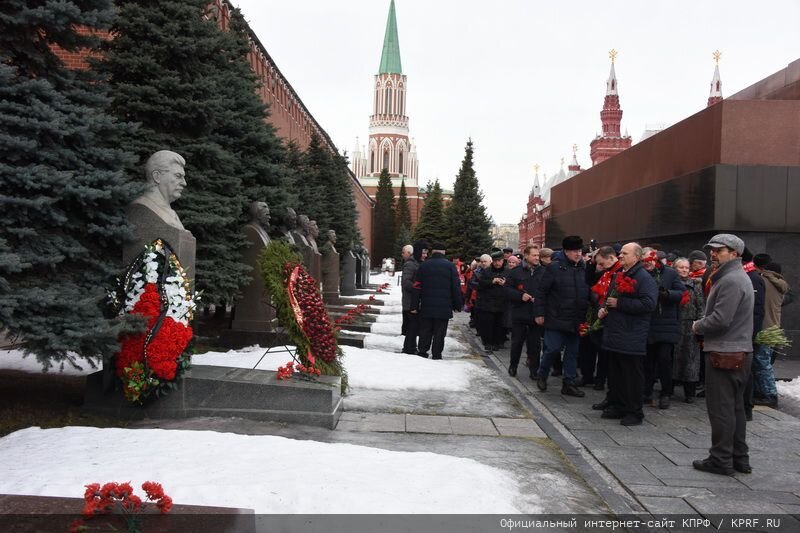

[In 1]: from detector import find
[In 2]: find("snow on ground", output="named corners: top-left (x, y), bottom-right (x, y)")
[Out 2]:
top-left (374, 313), bottom-right (403, 323)
top-left (341, 331), bottom-right (471, 358)
top-left (777, 377), bottom-right (800, 402)
top-left (193, 345), bottom-right (482, 392)
top-left (0, 349), bottom-right (96, 376)
top-left (369, 321), bottom-right (460, 338)
top-left (0, 426), bottom-right (527, 514)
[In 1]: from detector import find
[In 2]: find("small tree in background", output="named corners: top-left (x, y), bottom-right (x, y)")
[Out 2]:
top-left (372, 168), bottom-right (396, 262)
top-left (413, 179), bottom-right (449, 246)
top-left (394, 178), bottom-right (413, 263)
top-left (445, 139), bottom-right (493, 260)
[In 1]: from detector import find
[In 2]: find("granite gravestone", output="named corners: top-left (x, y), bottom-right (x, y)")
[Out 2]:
top-left (340, 245), bottom-right (357, 296)
top-left (320, 229), bottom-right (340, 304)
top-left (231, 201), bottom-right (275, 333)
top-left (124, 150), bottom-right (196, 279)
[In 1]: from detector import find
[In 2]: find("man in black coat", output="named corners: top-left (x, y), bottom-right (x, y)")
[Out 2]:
top-left (401, 239), bottom-right (428, 354)
top-left (598, 243), bottom-right (658, 426)
top-left (505, 245), bottom-right (544, 378)
top-left (533, 235), bottom-right (590, 397)
top-left (476, 250), bottom-right (508, 352)
top-left (642, 249), bottom-right (686, 409)
top-left (412, 242), bottom-right (463, 360)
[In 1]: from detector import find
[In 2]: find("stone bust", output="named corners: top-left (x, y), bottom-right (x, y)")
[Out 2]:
top-left (246, 201), bottom-right (271, 246)
top-left (131, 150), bottom-right (187, 229)
top-left (321, 229), bottom-right (337, 255)
top-left (293, 214), bottom-right (310, 246)
top-left (282, 207), bottom-right (298, 244)
top-left (307, 220), bottom-right (320, 253)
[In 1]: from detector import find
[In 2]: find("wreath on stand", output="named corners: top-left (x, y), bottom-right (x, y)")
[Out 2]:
top-left (259, 241), bottom-right (347, 392)
top-left (109, 239), bottom-right (198, 404)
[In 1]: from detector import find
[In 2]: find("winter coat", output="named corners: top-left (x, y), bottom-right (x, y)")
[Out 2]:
top-left (747, 269), bottom-right (765, 339)
top-left (475, 265), bottom-right (508, 313)
top-left (601, 262), bottom-right (658, 356)
top-left (401, 258), bottom-right (418, 312)
top-left (412, 253), bottom-right (463, 320)
top-left (761, 270), bottom-right (790, 329)
top-left (693, 258), bottom-right (755, 353)
top-left (504, 261), bottom-right (545, 323)
top-left (647, 264), bottom-right (685, 344)
top-left (533, 255), bottom-right (590, 334)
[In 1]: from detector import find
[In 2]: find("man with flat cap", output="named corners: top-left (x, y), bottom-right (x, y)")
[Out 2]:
top-left (533, 235), bottom-right (590, 397)
top-left (412, 242), bottom-right (463, 360)
top-left (692, 233), bottom-right (754, 476)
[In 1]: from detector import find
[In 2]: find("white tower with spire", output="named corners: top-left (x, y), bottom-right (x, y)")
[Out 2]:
top-left (707, 50), bottom-right (723, 107)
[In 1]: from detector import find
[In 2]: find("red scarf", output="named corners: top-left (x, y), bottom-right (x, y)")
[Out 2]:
top-left (591, 261), bottom-right (623, 307)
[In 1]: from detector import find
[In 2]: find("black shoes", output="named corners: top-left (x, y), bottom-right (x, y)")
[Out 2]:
top-left (620, 414), bottom-right (643, 426)
top-left (416, 352), bottom-right (428, 358)
top-left (508, 365), bottom-right (517, 377)
top-left (593, 382), bottom-right (605, 391)
top-left (745, 409), bottom-right (753, 422)
top-left (733, 461), bottom-right (753, 474)
top-left (685, 395), bottom-right (695, 404)
top-left (693, 458), bottom-right (734, 476)
top-left (659, 396), bottom-right (671, 410)
top-left (601, 408), bottom-right (623, 419)
top-left (536, 377), bottom-right (547, 391)
top-left (561, 383), bottom-right (585, 397)
top-left (592, 399), bottom-right (610, 411)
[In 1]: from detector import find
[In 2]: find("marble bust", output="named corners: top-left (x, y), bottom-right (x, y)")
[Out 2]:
top-left (245, 201), bottom-right (271, 246)
top-left (130, 150), bottom-right (187, 230)
top-left (282, 207), bottom-right (298, 244)
top-left (320, 229), bottom-right (337, 255)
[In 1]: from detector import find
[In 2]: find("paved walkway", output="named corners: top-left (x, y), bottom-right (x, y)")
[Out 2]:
top-left (469, 324), bottom-right (800, 519)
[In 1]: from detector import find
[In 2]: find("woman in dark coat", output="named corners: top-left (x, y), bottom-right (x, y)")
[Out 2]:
top-left (672, 257), bottom-right (705, 402)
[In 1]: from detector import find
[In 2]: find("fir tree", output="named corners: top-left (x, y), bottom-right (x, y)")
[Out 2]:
top-left (372, 168), bottom-right (396, 262)
top-left (0, 0), bottom-right (139, 366)
top-left (445, 139), bottom-right (493, 259)
top-left (98, 0), bottom-right (291, 304)
top-left (395, 177), bottom-right (412, 232)
top-left (325, 153), bottom-right (359, 255)
top-left (413, 180), bottom-right (449, 246)
top-left (295, 132), bottom-right (334, 235)
top-left (394, 225), bottom-right (413, 264)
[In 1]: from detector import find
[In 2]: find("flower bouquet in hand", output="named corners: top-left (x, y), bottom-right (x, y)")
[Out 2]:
top-left (590, 273), bottom-right (637, 330)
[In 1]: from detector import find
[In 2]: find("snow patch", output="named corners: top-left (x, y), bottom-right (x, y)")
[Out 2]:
top-left (0, 349), bottom-right (96, 376)
top-left (777, 377), bottom-right (800, 402)
top-left (0, 426), bottom-right (526, 513)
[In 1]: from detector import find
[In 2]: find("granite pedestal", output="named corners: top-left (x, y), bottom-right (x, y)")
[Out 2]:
top-left (84, 366), bottom-right (343, 429)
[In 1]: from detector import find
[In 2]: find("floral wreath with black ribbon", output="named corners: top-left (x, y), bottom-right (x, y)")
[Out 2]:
top-left (109, 239), bottom-right (198, 404)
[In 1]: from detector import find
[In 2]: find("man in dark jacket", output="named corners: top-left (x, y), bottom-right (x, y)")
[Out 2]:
top-left (598, 242), bottom-right (658, 426)
top-left (642, 249), bottom-right (686, 409)
top-left (505, 245), bottom-right (544, 378)
top-left (401, 240), bottom-right (427, 354)
top-left (533, 236), bottom-right (590, 397)
top-left (476, 251), bottom-right (508, 352)
top-left (413, 242), bottom-right (463, 360)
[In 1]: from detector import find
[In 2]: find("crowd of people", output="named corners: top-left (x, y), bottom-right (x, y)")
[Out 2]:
top-left (399, 233), bottom-right (792, 476)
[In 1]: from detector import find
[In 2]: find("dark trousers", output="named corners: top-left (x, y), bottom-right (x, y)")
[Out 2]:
top-left (401, 310), bottom-right (408, 335)
top-left (607, 351), bottom-right (644, 419)
top-left (478, 310), bottom-right (505, 347)
top-left (644, 342), bottom-right (675, 399)
top-left (510, 321), bottom-right (542, 372)
top-left (705, 352), bottom-right (752, 468)
top-left (578, 337), bottom-right (606, 384)
top-left (418, 317), bottom-right (449, 359)
top-left (402, 311), bottom-right (419, 354)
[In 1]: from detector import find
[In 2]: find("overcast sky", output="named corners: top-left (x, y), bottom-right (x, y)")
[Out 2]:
top-left (233, 0), bottom-right (799, 225)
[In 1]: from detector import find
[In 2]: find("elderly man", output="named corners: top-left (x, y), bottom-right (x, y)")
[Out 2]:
top-left (598, 243), bottom-right (658, 426)
top-left (476, 250), bottom-right (508, 353)
top-left (533, 236), bottom-right (590, 397)
top-left (401, 240), bottom-right (427, 354)
top-left (692, 234), bottom-right (755, 475)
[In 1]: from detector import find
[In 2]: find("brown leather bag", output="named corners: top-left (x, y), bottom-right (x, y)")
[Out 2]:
top-left (709, 351), bottom-right (746, 370)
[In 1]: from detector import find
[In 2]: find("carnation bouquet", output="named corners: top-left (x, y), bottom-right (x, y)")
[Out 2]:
top-left (110, 239), bottom-right (197, 404)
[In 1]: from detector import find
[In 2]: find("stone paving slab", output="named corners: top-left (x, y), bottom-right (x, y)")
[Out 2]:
top-left (604, 463), bottom-right (663, 485)
top-left (639, 495), bottom-right (698, 514)
top-left (686, 495), bottom-right (788, 515)
top-left (658, 476), bottom-right (747, 489)
top-left (406, 414), bottom-right (452, 434)
top-left (335, 412), bottom-right (405, 432)
top-left (448, 416), bottom-right (499, 436)
top-left (631, 485), bottom-right (712, 498)
top-left (491, 417), bottom-right (547, 438)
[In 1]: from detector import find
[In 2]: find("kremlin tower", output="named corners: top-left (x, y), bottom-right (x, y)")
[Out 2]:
top-left (351, 0), bottom-right (423, 223)
top-left (707, 50), bottom-right (723, 107)
top-left (589, 50), bottom-right (632, 166)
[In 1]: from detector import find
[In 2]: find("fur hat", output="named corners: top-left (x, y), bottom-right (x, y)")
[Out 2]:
top-left (561, 235), bottom-right (584, 251)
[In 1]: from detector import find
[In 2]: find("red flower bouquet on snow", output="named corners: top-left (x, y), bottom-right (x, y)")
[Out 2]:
top-left (111, 239), bottom-right (197, 404)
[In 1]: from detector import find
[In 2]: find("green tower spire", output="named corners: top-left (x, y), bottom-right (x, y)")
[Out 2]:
top-left (378, 0), bottom-right (402, 74)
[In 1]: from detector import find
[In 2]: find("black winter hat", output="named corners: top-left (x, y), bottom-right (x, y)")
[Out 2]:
top-left (562, 235), bottom-right (584, 251)
top-left (687, 250), bottom-right (707, 263)
top-left (753, 253), bottom-right (771, 268)
top-left (412, 239), bottom-right (429, 262)
top-left (430, 242), bottom-right (446, 252)
top-left (490, 251), bottom-right (504, 260)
